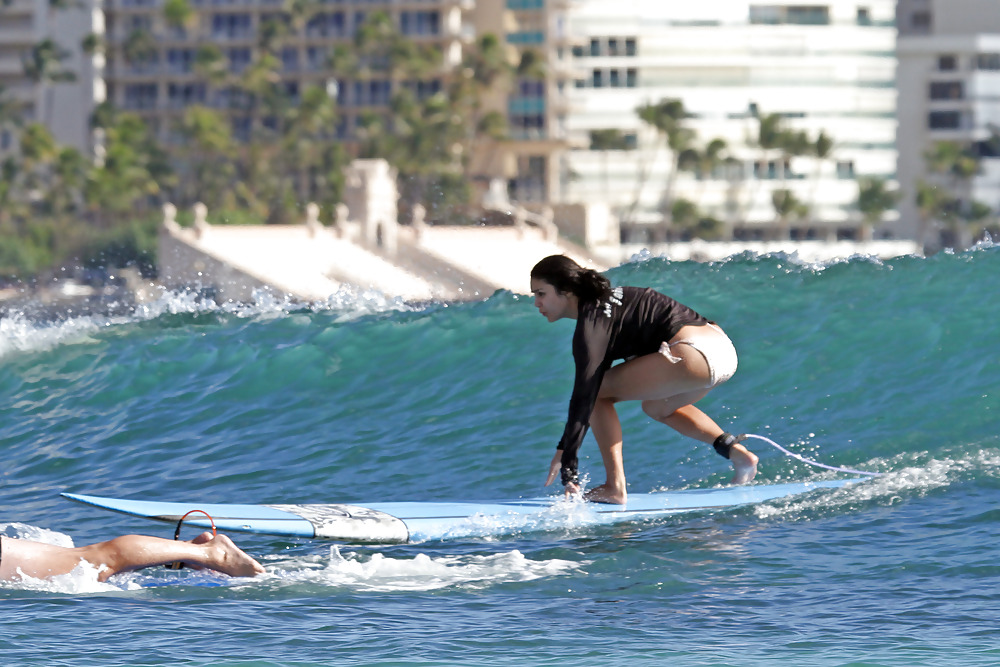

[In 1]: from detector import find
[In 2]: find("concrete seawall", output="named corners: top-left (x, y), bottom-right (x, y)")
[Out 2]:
top-left (158, 219), bottom-right (612, 303)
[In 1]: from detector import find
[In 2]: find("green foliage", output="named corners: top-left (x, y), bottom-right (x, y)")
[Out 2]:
top-left (163, 0), bottom-right (195, 30)
top-left (4, 15), bottom-right (521, 282)
top-left (857, 177), bottom-right (899, 225)
top-left (76, 216), bottom-right (159, 277)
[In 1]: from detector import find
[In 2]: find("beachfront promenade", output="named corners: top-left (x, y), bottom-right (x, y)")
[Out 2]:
top-left (150, 159), bottom-right (920, 305)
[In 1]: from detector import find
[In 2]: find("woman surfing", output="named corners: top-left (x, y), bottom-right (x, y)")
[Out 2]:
top-left (530, 255), bottom-right (758, 504)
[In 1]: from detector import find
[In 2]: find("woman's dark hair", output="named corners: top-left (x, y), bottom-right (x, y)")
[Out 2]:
top-left (530, 255), bottom-right (611, 302)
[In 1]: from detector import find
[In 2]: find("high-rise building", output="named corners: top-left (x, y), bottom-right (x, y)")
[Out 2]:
top-left (471, 0), bottom-right (575, 205)
top-left (0, 0), bottom-right (104, 157)
top-left (560, 0), bottom-right (898, 243)
top-left (897, 0), bottom-right (1000, 250)
top-left (102, 1), bottom-right (469, 141)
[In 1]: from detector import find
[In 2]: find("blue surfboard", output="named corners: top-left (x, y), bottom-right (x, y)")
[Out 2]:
top-left (62, 479), bottom-right (861, 544)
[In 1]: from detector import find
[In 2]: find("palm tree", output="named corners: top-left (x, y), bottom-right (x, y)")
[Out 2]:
top-left (633, 98), bottom-right (690, 238)
top-left (809, 130), bottom-right (834, 221)
top-left (589, 129), bottom-right (631, 198)
top-left (84, 113), bottom-right (165, 227)
top-left (81, 33), bottom-right (104, 57)
top-left (176, 106), bottom-right (235, 208)
top-left (0, 86), bottom-right (26, 153)
top-left (670, 197), bottom-right (700, 238)
top-left (857, 177), bottom-right (899, 241)
top-left (923, 140), bottom-right (980, 248)
top-left (122, 29), bottom-right (158, 69)
top-left (18, 122), bottom-right (58, 197)
top-left (163, 0), bottom-right (197, 35)
top-left (677, 137), bottom-right (728, 218)
top-left (193, 45), bottom-right (229, 87)
top-left (915, 179), bottom-right (951, 249)
top-left (451, 33), bottom-right (516, 186)
top-left (21, 39), bottom-right (76, 128)
top-left (282, 83), bottom-right (340, 203)
top-left (771, 188), bottom-right (808, 239)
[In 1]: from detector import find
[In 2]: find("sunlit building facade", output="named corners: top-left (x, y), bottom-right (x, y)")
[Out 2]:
top-left (0, 0), bottom-right (104, 157)
top-left (560, 0), bottom-right (899, 242)
top-left (896, 0), bottom-right (1000, 250)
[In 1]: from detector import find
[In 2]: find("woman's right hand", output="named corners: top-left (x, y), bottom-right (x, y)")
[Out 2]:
top-left (545, 452), bottom-right (581, 497)
top-left (544, 451), bottom-right (562, 487)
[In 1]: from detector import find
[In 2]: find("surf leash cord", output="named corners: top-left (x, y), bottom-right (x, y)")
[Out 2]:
top-left (744, 433), bottom-right (884, 477)
top-left (165, 509), bottom-right (217, 570)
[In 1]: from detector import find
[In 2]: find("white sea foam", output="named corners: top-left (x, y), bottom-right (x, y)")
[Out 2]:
top-left (268, 547), bottom-right (583, 593)
top-left (752, 447), bottom-right (1000, 519)
top-left (0, 284), bottom-right (420, 360)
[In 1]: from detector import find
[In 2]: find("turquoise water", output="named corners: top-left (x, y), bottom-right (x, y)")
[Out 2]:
top-left (1, 248), bottom-right (998, 666)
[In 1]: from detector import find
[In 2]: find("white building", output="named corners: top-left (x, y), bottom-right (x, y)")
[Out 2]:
top-left (0, 0), bottom-right (104, 157)
top-left (896, 0), bottom-right (1000, 251)
top-left (561, 0), bottom-right (898, 243)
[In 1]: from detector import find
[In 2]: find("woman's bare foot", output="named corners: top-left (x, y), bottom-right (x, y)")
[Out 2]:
top-left (584, 483), bottom-right (627, 505)
top-left (730, 444), bottom-right (759, 485)
top-left (203, 534), bottom-right (266, 577)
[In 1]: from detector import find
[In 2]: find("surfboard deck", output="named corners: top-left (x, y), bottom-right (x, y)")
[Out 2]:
top-left (62, 478), bottom-right (861, 544)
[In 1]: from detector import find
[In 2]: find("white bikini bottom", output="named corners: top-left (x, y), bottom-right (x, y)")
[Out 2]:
top-left (658, 323), bottom-right (738, 388)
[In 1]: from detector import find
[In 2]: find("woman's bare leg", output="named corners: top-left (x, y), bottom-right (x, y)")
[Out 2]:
top-left (1, 533), bottom-right (265, 582)
top-left (593, 340), bottom-right (757, 488)
top-left (586, 397), bottom-right (628, 503)
top-left (646, 401), bottom-right (758, 485)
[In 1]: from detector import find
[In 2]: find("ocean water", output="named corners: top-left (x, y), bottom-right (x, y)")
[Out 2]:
top-left (1, 247), bottom-right (998, 666)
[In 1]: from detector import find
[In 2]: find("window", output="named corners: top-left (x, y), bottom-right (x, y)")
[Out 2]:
top-left (929, 81), bottom-right (963, 100)
top-left (590, 39), bottom-right (601, 57)
top-left (352, 80), bottom-right (391, 106)
top-left (306, 12), bottom-right (346, 38)
top-left (976, 53), bottom-right (1000, 70)
top-left (786, 6), bottom-right (829, 24)
top-left (232, 116), bottom-right (251, 141)
top-left (167, 48), bottom-right (195, 73)
top-left (400, 11), bottom-right (439, 36)
top-left (749, 6), bottom-right (781, 24)
top-left (519, 80), bottom-right (545, 97)
top-left (857, 7), bottom-right (871, 25)
top-left (211, 13), bottom-right (252, 39)
top-left (750, 5), bottom-right (830, 25)
top-left (609, 69), bottom-right (620, 87)
top-left (407, 79), bottom-right (440, 100)
top-left (607, 38), bottom-right (619, 56)
top-left (227, 47), bottom-right (251, 73)
top-left (281, 47), bottom-right (299, 72)
top-left (625, 38), bottom-right (637, 56)
top-left (592, 70), bottom-right (603, 87)
top-left (911, 11), bottom-right (931, 31)
top-left (508, 31), bottom-right (544, 45)
top-left (123, 83), bottom-right (158, 110)
top-left (626, 68), bottom-right (637, 87)
top-left (938, 55), bottom-right (958, 71)
top-left (167, 83), bottom-right (206, 108)
top-left (836, 160), bottom-right (855, 179)
top-left (306, 46), bottom-right (326, 71)
top-left (127, 15), bottom-right (152, 31)
top-left (929, 111), bottom-right (962, 129)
